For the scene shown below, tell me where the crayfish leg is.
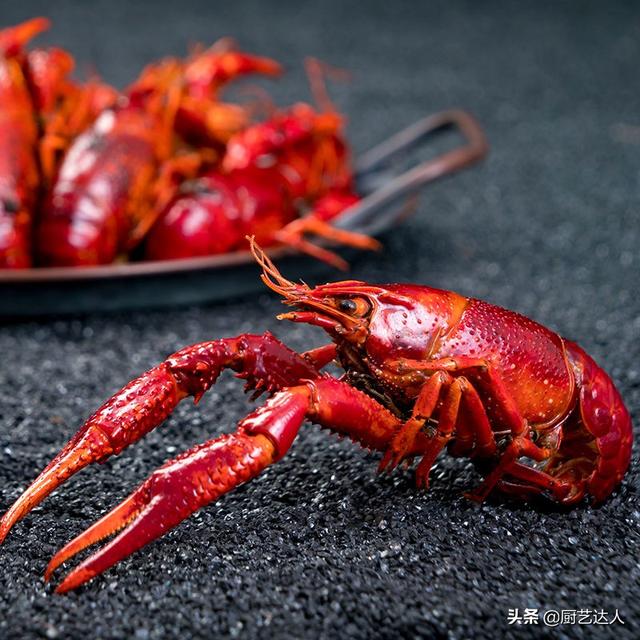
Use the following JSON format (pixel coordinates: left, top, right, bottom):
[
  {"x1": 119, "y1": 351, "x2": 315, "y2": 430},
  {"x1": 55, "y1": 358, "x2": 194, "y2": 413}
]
[
  {"x1": 491, "y1": 462, "x2": 573, "y2": 504},
  {"x1": 273, "y1": 217, "x2": 380, "y2": 270},
  {"x1": 301, "y1": 343, "x2": 337, "y2": 369},
  {"x1": 465, "y1": 437, "x2": 553, "y2": 503},
  {"x1": 0, "y1": 17, "x2": 49, "y2": 57},
  {"x1": 378, "y1": 371, "x2": 452, "y2": 475}
]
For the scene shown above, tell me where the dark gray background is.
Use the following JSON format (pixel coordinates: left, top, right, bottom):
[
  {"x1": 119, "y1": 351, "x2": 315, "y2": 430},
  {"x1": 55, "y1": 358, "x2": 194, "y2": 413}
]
[{"x1": 0, "y1": 1, "x2": 638, "y2": 638}]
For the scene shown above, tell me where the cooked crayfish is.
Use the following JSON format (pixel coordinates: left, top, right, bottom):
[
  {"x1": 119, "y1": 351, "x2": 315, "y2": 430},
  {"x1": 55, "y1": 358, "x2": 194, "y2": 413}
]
[
  {"x1": 37, "y1": 39, "x2": 282, "y2": 266},
  {"x1": 145, "y1": 59, "x2": 375, "y2": 269},
  {"x1": 0, "y1": 239, "x2": 632, "y2": 592},
  {"x1": 0, "y1": 18, "x2": 43, "y2": 268},
  {"x1": 0, "y1": 18, "x2": 488, "y2": 270},
  {"x1": 0, "y1": 19, "x2": 377, "y2": 269},
  {"x1": 0, "y1": 18, "x2": 116, "y2": 268},
  {"x1": 144, "y1": 166, "x2": 374, "y2": 269}
]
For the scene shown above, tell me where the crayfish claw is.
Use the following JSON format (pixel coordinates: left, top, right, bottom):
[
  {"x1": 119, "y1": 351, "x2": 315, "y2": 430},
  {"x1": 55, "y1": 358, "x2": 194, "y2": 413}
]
[
  {"x1": 0, "y1": 428, "x2": 110, "y2": 544},
  {"x1": 45, "y1": 484, "x2": 146, "y2": 587},
  {"x1": 1, "y1": 334, "x2": 321, "y2": 546},
  {"x1": 47, "y1": 431, "x2": 276, "y2": 592}
]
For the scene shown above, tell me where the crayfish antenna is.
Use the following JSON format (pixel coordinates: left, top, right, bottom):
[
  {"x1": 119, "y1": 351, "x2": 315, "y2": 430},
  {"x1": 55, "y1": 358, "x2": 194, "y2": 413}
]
[
  {"x1": 304, "y1": 57, "x2": 350, "y2": 114},
  {"x1": 248, "y1": 236, "x2": 310, "y2": 298}
]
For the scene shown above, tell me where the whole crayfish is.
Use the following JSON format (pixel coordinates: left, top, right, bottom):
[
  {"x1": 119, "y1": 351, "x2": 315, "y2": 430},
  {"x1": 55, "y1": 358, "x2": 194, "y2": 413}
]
[
  {"x1": 0, "y1": 240, "x2": 631, "y2": 592},
  {"x1": 0, "y1": 18, "x2": 115, "y2": 268}
]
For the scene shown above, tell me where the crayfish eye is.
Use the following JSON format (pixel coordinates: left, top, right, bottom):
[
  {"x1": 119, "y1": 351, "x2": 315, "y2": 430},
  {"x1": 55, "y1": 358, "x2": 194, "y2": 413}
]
[{"x1": 337, "y1": 297, "x2": 370, "y2": 317}]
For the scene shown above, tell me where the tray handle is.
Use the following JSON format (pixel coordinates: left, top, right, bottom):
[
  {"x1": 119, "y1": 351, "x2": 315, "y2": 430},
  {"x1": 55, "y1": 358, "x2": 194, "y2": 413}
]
[{"x1": 337, "y1": 109, "x2": 488, "y2": 234}]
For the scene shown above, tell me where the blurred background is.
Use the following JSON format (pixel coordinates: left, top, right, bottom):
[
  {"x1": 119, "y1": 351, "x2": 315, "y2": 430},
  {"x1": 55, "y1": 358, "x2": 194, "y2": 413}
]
[{"x1": 0, "y1": 1, "x2": 638, "y2": 638}]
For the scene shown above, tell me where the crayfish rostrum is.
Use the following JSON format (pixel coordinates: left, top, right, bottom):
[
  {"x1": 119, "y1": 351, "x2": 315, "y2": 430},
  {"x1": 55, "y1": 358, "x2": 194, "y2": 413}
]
[{"x1": 0, "y1": 239, "x2": 631, "y2": 592}]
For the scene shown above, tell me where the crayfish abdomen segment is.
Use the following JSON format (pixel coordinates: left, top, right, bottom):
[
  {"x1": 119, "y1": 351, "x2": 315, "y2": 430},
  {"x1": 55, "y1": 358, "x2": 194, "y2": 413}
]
[{"x1": 540, "y1": 341, "x2": 633, "y2": 503}]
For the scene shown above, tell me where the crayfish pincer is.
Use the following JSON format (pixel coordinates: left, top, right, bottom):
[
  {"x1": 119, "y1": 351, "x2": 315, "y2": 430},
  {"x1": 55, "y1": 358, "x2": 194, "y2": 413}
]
[{"x1": 0, "y1": 239, "x2": 632, "y2": 592}]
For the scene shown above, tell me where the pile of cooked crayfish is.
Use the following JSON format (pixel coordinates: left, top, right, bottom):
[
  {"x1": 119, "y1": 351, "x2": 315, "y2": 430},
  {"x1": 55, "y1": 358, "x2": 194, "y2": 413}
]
[{"x1": 0, "y1": 17, "x2": 377, "y2": 270}]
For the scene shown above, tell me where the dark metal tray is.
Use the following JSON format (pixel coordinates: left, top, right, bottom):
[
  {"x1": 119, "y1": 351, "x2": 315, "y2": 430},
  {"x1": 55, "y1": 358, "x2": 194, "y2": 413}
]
[{"x1": 0, "y1": 110, "x2": 487, "y2": 317}]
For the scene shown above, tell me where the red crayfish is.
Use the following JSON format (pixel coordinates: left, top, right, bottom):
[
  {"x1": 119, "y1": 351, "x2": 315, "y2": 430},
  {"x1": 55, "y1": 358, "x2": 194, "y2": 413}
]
[
  {"x1": 144, "y1": 58, "x2": 378, "y2": 270},
  {"x1": 0, "y1": 17, "x2": 115, "y2": 268},
  {"x1": 0, "y1": 18, "x2": 488, "y2": 271},
  {"x1": 35, "y1": 31, "x2": 283, "y2": 267},
  {"x1": 0, "y1": 240, "x2": 632, "y2": 592}
]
